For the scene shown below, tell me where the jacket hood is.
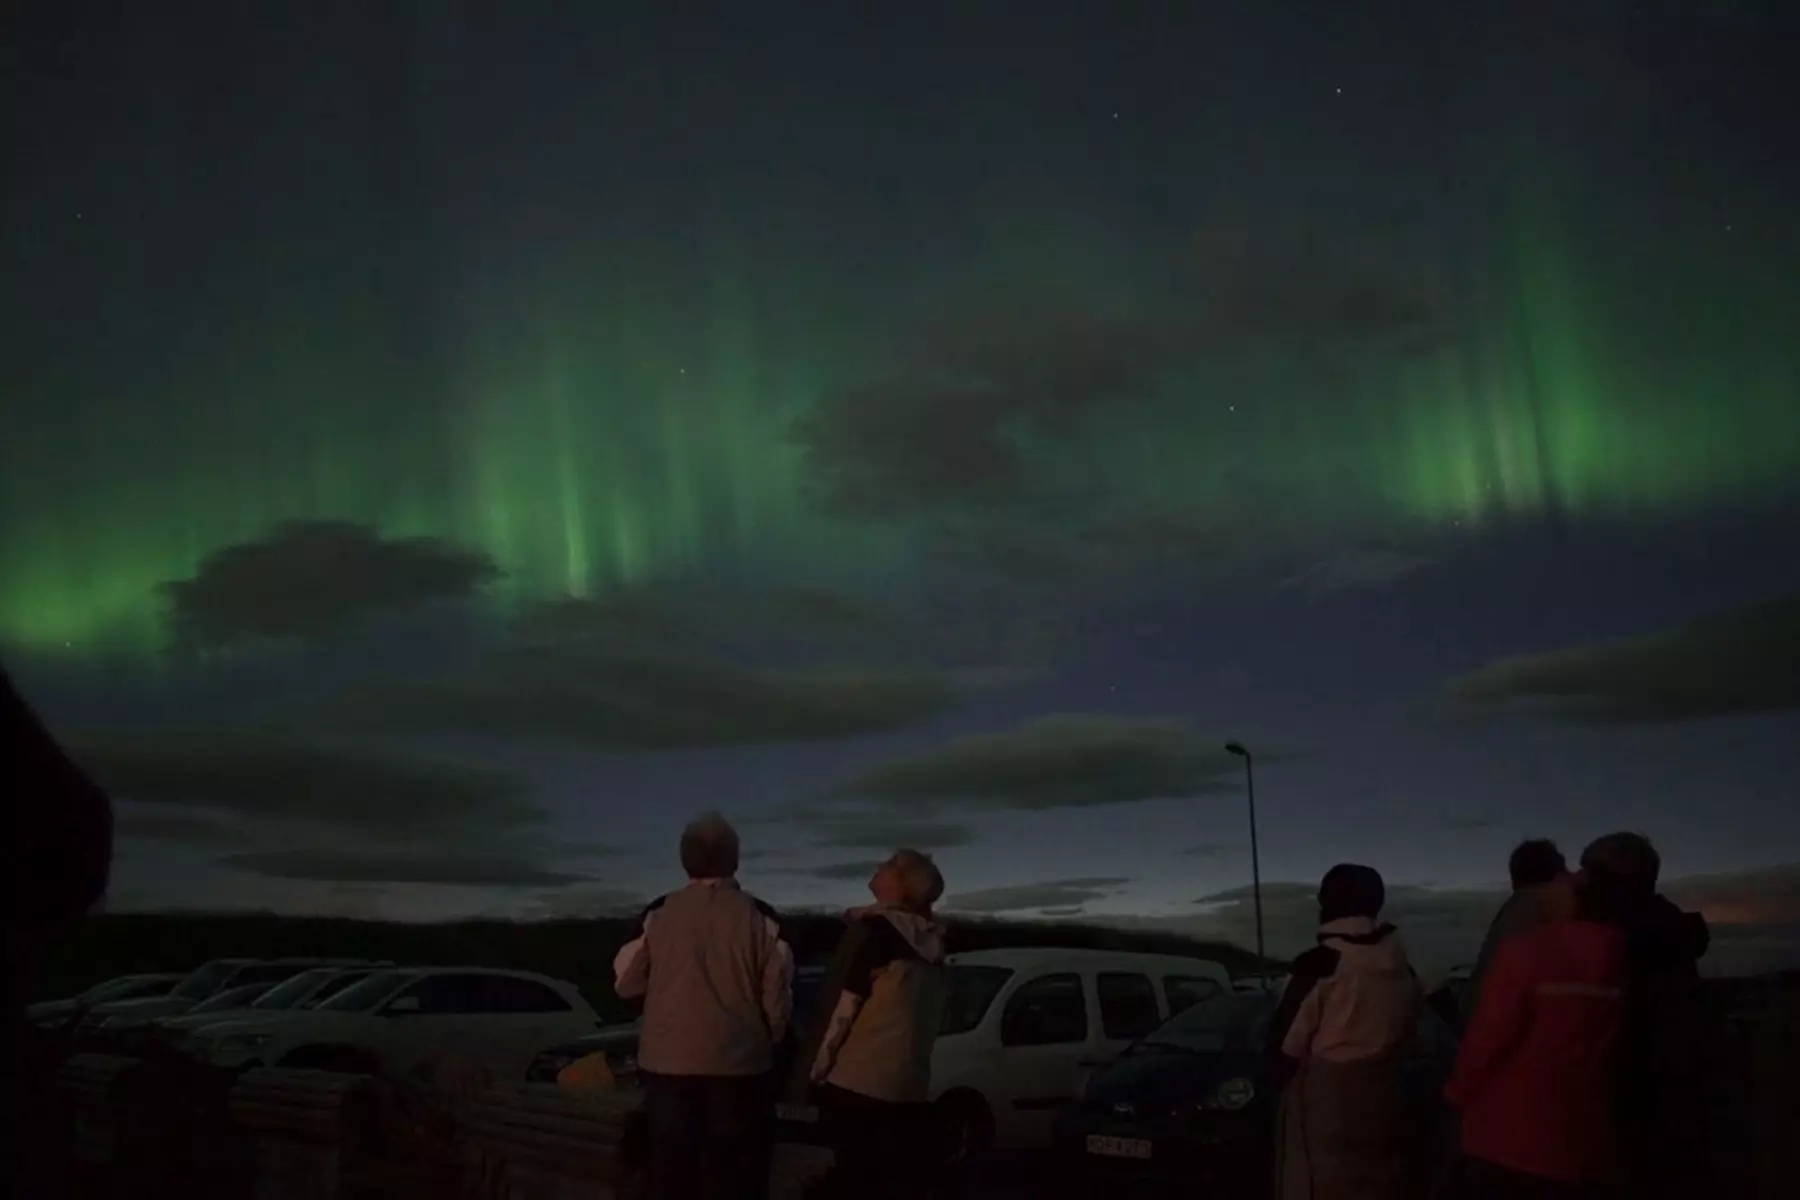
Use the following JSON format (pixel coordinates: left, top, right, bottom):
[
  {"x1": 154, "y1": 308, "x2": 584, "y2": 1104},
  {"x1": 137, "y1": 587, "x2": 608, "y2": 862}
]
[
  {"x1": 1318, "y1": 916, "x2": 1411, "y2": 974},
  {"x1": 849, "y1": 903, "x2": 947, "y2": 963}
]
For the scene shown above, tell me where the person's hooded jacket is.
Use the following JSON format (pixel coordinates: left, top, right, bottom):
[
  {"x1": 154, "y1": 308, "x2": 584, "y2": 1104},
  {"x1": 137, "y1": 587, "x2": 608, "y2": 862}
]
[
  {"x1": 1447, "y1": 915, "x2": 1628, "y2": 1184},
  {"x1": 808, "y1": 905, "x2": 948, "y2": 1104}
]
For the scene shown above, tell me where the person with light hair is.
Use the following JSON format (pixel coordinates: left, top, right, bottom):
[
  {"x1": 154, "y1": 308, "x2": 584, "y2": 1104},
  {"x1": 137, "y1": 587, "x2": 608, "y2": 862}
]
[
  {"x1": 614, "y1": 812, "x2": 793, "y2": 1200},
  {"x1": 803, "y1": 849, "x2": 949, "y2": 1198}
]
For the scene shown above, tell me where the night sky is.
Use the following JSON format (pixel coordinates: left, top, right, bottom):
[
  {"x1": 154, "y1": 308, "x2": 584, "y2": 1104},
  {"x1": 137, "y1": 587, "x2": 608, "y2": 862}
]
[{"x1": 5, "y1": 2, "x2": 1798, "y2": 975}]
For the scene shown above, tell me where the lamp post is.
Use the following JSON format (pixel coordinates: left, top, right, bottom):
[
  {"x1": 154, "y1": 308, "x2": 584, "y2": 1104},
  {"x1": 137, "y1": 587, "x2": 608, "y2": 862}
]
[{"x1": 1224, "y1": 741, "x2": 1265, "y2": 967}]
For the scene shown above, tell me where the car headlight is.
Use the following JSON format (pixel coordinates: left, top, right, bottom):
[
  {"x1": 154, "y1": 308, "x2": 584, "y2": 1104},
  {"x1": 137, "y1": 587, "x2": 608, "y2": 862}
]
[{"x1": 1203, "y1": 1077, "x2": 1256, "y2": 1111}]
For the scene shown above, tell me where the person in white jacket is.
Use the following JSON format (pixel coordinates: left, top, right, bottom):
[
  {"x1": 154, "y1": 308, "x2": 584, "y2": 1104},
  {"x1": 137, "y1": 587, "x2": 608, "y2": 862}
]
[
  {"x1": 614, "y1": 813, "x2": 793, "y2": 1200},
  {"x1": 806, "y1": 850, "x2": 949, "y2": 1199}
]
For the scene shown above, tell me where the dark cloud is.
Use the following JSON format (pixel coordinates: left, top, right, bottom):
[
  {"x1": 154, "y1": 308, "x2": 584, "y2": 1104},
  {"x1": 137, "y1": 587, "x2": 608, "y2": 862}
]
[
  {"x1": 944, "y1": 877, "x2": 1134, "y2": 914},
  {"x1": 114, "y1": 806, "x2": 254, "y2": 845},
  {"x1": 517, "y1": 883, "x2": 648, "y2": 919},
  {"x1": 792, "y1": 227, "x2": 1449, "y2": 519},
  {"x1": 67, "y1": 728, "x2": 540, "y2": 835},
  {"x1": 313, "y1": 645, "x2": 959, "y2": 750},
  {"x1": 804, "y1": 815, "x2": 979, "y2": 851},
  {"x1": 162, "y1": 520, "x2": 499, "y2": 650},
  {"x1": 1039, "y1": 906, "x2": 1088, "y2": 918},
  {"x1": 1183, "y1": 215, "x2": 1454, "y2": 351},
  {"x1": 1279, "y1": 546, "x2": 1433, "y2": 597},
  {"x1": 1180, "y1": 842, "x2": 1238, "y2": 860},
  {"x1": 829, "y1": 715, "x2": 1245, "y2": 813},
  {"x1": 771, "y1": 860, "x2": 888, "y2": 882},
  {"x1": 1442, "y1": 594, "x2": 1800, "y2": 724},
  {"x1": 792, "y1": 303, "x2": 1180, "y2": 517},
  {"x1": 220, "y1": 847, "x2": 592, "y2": 888}
]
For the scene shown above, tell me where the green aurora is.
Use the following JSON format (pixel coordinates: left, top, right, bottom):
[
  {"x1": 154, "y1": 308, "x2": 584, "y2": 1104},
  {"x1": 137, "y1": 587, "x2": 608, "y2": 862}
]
[{"x1": 3, "y1": 188, "x2": 1797, "y2": 658}]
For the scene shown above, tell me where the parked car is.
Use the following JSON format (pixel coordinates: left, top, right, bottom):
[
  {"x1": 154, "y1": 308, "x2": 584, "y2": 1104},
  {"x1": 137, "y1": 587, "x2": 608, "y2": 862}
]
[
  {"x1": 27, "y1": 973, "x2": 185, "y2": 1026},
  {"x1": 928, "y1": 948, "x2": 1235, "y2": 1158},
  {"x1": 201, "y1": 967, "x2": 602, "y2": 1077},
  {"x1": 524, "y1": 962, "x2": 831, "y2": 1087},
  {"x1": 1054, "y1": 989, "x2": 1459, "y2": 1193},
  {"x1": 158, "y1": 965, "x2": 390, "y2": 1041},
  {"x1": 104, "y1": 980, "x2": 276, "y2": 1028},
  {"x1": 80, "y1": 957, "x2": 370, "y2": 1030}
]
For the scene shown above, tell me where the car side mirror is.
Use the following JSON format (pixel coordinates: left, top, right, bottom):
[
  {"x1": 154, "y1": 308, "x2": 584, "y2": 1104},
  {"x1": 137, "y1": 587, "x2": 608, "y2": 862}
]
[{"x1": 383, "y1": 995, "x2": 422, "y2": 1016}]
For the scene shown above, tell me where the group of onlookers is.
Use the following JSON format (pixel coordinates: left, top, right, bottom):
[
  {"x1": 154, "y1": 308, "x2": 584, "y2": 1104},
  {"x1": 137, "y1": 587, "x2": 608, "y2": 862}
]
[
  {"x1": 614, "y1": 812, "x2": 947, "y2": 1199},
  {"x1": 1264, "y1": 832, "x2": 1711, "y2": 1200}
]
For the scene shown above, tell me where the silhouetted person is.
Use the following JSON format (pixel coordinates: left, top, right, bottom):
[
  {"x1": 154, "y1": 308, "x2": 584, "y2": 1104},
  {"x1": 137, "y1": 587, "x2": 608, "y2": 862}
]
[
  {"x1": 614, "y1": 813, "x2": 793, "y2": 1200},
  {"x1": 1267, "y1": 863, "x2": 1421, "y2": 1200},
  {"x1": 806, "y1": 850, "x2": 949, "y2": 1199},
  {"x1": 1465, "y1": 840, "x2": 1577, "y2": 1024},
  {"x1": 1579, "y1": 832, "x2": 1711, "y2": 1199},
  {"x1": 1447, "y1": 860, "x2": 1636, "y2": 1198},
  {"x1": 3, "y1": 666, "x2": 113, "y2": 1198}
]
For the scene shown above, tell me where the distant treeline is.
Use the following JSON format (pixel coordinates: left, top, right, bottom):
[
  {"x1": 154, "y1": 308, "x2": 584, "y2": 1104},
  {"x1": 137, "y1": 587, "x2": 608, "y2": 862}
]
[{"x1": 35, "y1": 910, "x2": 1269, "y2": 1019}]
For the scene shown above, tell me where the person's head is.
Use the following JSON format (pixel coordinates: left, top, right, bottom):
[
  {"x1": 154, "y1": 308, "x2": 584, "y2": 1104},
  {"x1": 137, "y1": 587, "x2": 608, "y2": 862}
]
[
  {"x1": 678, "y1": 811, "x2": 740, "y2": 880},
  {"x1": 869, "y1": 848, "x2": 944, "y2": 913},
  {"x1": 1580, "y1": 831, "x2": 1661, "y2": 889},
  {"x1": 1318, "y1": 863, "x2": 1385, "y2": 923},
  {"x1": 1508, "y1": 839, "x2": 1568, "y2": 891}
]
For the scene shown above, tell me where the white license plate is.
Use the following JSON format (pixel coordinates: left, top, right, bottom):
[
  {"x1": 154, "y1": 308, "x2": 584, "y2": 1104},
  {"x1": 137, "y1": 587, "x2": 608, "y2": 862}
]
[{"x1": 1086, "y1": 1134, "x2": 1152, "y2": 1160}]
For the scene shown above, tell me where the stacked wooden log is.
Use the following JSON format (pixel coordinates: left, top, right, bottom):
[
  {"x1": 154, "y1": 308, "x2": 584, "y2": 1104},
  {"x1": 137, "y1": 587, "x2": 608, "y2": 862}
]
[{"x1": 227, "y1": 1068, "x2": 374, "y2": 1200}]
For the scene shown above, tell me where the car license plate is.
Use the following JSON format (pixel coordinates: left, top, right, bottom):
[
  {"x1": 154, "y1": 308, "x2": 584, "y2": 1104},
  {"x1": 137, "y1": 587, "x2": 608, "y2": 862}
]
[{"x1": 1086, "y1": 1134, "x2": 1152, "y2": 1159}]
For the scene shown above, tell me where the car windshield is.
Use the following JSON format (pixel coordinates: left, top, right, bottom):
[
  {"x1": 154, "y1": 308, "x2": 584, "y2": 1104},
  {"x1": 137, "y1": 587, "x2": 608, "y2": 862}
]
[
  {"x1": 172, "y1": 961, "x2": 245, "y2": 1001},
  {"x1": 189, "y1": 983, "x2": 271, "y2": 1013},
  {"x1": 1134, "y1": 993, "x2": 1272, "y2": 1055},
  {"x1": 249, "y1": 968, "x2": 335, "y2": 1010},
  {"x1": 297, "y1": 971, "x2": 370, "y2": 1008},
  {"x1": 317, "y1": 971, "x2": 414, "y2": 1012},
  {"x1": 940, "y1": 966, "x2": 1013, "y2": 1036}
]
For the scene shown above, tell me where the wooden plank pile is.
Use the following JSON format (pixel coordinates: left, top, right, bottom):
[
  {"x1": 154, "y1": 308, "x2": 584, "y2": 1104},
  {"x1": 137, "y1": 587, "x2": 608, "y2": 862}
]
[{"x1": 227, "y1": 1068, "x2": 375, "y2": 1200}]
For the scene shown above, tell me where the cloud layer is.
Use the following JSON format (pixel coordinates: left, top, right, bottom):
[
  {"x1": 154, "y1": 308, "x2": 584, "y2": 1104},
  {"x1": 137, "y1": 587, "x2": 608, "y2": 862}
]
[
  {"x1": 1445, "y1": 593, "x2": 1800, "y2": 723},
  {"x1": 68, "y1": 728, "x2": 539, "y2": 836},
  {"x1": 220, "y1": 847, "x2": 593, "y2": 888},
  {"x1": 829, "y1": 715, "x2": 1245, "y2": 812},
  {"x1": 316, "y1": 647, "x2": 960, "y2": 751},
  {"x1": 944, "y1": 876, "x2": 1135, "y2": 914},
  {"x1": 162, "y1": 520, "x2": 499, "y2": 650}
]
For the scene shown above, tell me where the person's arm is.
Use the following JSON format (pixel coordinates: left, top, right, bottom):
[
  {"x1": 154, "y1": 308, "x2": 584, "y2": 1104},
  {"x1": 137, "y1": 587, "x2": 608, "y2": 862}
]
[
  {"x1": 611, "y1": 898, "x2": 664, "y2": 1001},
  {"x1": 1264, "y1": 945, "x2": 1336, "y2": 1092},
  {"x1": 1445, "y1": 936, "x2": 1532, "y2": 1109},
  {"x1": 755, "y1": 898, "x2": 795, "y2": 1044},
  {"x1": 809, "y1": 918, "x2": 899, "y2": 1081}
]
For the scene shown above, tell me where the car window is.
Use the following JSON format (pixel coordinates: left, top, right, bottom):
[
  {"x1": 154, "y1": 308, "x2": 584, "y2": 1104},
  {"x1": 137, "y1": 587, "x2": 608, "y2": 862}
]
[
  {"x1": 1165, "y1": 975, "x2": 1224, "y2": 1016},
  {"x1": 939, "y1": 966, "x2": 1013, "y2": 1036},
  {"x1": 172, "y1": 961, "x2": 244, "y2": 1000},
  {"x1": 480, "y1": 976, "x2": 573, "y2": 1013},
  {"x1": 318, "y1": 971, "x2": 415, "y2": 1012},
  {"x1": 1096, "y1": 972, "x2": 1161, "y2": 1039},
  {"x1": 302, "y1": 971, "x2": 370, "y2": 1007},
  {"x1": 250, "y1": 968, "x2": 336, "y2": 1010},
  {"x1": 190, "y1": 982, "x2": 271, "y2": 1013},
  {"x1": 392, "y1": 973, "x2": 490, "y2": 1014},
  {"x1": 1000, "y1": 972, "x2": 1088, "y2": 1047},
  {"x1": 233, "y1": 963, "x2": 308, "y2": 986}
]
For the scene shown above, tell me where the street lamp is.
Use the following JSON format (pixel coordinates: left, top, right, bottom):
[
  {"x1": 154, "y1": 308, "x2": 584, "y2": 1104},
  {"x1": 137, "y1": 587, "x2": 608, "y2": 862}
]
[{"x1": 1224, "y1": 741, "x2": 1265, "y2": 966}]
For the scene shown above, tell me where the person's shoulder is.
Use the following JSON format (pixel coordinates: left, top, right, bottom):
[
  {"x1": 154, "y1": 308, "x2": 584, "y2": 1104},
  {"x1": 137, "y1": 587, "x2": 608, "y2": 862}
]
[{"x1": 1289, "y1": 943, "x2": 1341, "y2": 983}]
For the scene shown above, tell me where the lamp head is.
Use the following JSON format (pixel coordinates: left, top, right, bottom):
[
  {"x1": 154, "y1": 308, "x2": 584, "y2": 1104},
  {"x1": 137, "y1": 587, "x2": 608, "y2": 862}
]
[{"x1": 1225, "y1": 741, "x2": 1249, "y2": 758}]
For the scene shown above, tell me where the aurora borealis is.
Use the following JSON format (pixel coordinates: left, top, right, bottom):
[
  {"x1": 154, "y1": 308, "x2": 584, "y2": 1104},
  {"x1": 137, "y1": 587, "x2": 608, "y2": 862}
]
[{"x1": 6, "y1": 2, "x2": 1799, "y2": 965}]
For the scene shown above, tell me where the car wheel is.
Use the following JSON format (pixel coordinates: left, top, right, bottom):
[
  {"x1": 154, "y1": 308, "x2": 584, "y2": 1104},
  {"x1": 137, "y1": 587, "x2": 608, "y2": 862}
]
[{"x1": 935, "y1": 1090, "x2": 993, "y2": 1169}]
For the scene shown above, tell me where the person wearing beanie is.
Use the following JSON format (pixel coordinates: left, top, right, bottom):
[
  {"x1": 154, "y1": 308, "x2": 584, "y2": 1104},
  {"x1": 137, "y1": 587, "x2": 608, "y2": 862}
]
[{"x1": 1266, "y1": 863, "x2": 1422, "y2": 1200}]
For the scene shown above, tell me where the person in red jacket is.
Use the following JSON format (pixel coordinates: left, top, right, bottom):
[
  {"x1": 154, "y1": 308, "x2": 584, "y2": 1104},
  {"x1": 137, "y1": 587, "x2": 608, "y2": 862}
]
[{"x1": 1445, "y1": 857, "x2": 1643, "y2": 1198}]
